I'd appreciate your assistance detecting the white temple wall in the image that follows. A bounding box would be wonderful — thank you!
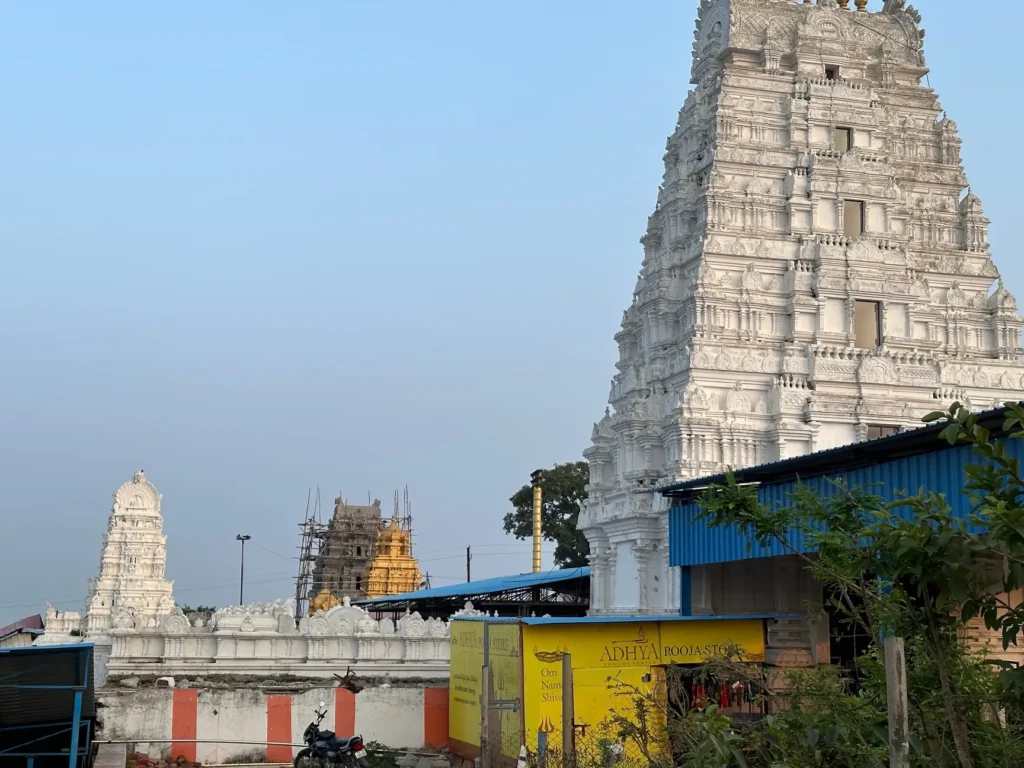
[888,304,909,337]
[814,199,837,231]
[196,690,267,763]
[354,687,432,751]
[98,688,173,758]
[794,312,816,335]
[816,422,857,451]
[611,541,639,609]
[865,202,883,233]
[98,683,449,762]
[823,299,846,333]
[645,545,670,612]
[105,600,451,681]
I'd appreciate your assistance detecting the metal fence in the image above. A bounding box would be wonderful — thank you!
[524,726,666,768]
[481,622,523,768]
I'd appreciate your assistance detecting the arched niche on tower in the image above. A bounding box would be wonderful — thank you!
[112,470,163,519]
[691,0,730,81]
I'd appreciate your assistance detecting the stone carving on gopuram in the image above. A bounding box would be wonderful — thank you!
[38,471,175,646]
[35,471,175,683]
[581,0,1024,615]
[86,470,176,635]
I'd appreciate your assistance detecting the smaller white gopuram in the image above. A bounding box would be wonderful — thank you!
[37,471,175,683]
[85,470,175,634]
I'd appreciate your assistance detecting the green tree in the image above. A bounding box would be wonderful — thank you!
[503,461,590,568]
[176,604,217,614]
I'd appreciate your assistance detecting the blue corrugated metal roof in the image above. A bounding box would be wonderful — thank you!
[668,435,1019,567]
[356,567,590,605]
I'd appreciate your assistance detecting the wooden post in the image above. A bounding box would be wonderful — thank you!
[884,636,910,768]
[562,653,574,768]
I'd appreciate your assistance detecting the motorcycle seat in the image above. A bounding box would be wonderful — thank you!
[319,735,358,750]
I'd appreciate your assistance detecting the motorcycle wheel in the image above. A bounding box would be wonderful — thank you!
[293,748,327,768]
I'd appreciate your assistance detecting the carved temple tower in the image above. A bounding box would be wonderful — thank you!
[366,517,422,598]
[311,499,383,601]
[85,470,175,634]
[311,491,423,604]
[37,471,176,684]
[581,0,1024,614]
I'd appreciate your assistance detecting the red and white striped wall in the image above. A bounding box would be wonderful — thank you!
[101,684,448,765]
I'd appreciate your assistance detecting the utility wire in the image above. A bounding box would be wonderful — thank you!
[0,570,298,612]
[259,540,530,561]
[1,546,539,612]
[249,541,297,562]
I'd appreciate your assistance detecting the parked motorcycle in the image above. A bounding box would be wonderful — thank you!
[294,701,370,768]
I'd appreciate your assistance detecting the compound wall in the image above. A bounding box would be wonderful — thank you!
[98,684,449,765]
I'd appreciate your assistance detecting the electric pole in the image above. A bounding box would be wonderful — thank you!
[236,534,251,605]
[466,546,472,582]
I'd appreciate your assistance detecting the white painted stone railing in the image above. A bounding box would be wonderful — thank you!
[105,598,451,680]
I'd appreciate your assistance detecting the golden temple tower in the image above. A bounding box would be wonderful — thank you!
[308,588,340,616]
[366,489,422,598]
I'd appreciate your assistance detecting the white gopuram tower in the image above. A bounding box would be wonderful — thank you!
[38,471,175,683]
[85,470,175,634]
[581,0,1024,615]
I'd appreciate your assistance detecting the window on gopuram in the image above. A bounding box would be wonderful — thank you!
[844,200,865,238]
[866,425,900,440]
[834,126,852,153]
[854,300,881,349]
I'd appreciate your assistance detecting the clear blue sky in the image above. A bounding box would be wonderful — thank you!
[1,0,1021,623]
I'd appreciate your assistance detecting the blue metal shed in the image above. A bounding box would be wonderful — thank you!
[0,642,94,768]
[662,405,1020,569]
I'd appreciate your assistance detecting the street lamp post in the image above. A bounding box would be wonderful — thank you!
[236,534,251,605]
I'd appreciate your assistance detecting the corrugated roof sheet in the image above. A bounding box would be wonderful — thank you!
[356,567,589,605]
[0,614,44,640]
[0,643,95,740]
[668,431,1019,567]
